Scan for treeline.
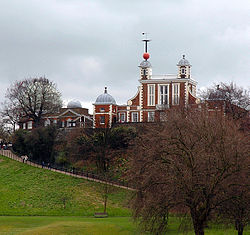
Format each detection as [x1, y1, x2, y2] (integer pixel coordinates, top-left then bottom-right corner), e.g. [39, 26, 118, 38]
[12, 125, 136, 177]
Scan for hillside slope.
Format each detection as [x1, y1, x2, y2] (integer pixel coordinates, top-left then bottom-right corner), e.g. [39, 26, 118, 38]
[0, 155, 131, 216]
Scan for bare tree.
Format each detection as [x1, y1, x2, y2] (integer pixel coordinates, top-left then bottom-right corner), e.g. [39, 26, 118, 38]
[216, 169, 249, 235]
[4, 77, 62, 128]
[0, 119, 10, 142]
[128, 108, 249, 235]
[199, 82, 249, 120]
[1, 101, 20, 132]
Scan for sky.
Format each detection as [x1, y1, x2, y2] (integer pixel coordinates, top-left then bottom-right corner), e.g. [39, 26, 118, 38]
[0, 0, 249, 113]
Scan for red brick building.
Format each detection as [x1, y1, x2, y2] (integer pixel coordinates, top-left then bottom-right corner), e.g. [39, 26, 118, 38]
[93, 44, 198, 128]
[19, 100, 93, 130]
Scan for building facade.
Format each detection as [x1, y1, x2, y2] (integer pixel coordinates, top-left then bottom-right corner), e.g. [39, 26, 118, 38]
[19, 100, 93, 130]
[93, 47, 198, 128]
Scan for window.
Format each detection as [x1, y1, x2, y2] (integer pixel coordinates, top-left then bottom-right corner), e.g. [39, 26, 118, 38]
[119, 113, 125, 123]
[181, 68, 185, 74]
[100, 116, 105, 124]
[53, 119, 57, 124]
[44, 119, 50, 127]
[23, 123, 26, 129]
[67, 119, 72, 127]
[172, 83, 180, 105]
[148, 112, 154, 122]
[159, 85, 169, 105]
[27, 121, 32, 129]
[132, 112, 138, 122]
[148, 84, 155, 106]
[62, 121, 65, 127]
[100, 108, 105, 112]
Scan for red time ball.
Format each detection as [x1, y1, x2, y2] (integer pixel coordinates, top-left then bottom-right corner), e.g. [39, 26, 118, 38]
[143, 53, 150, 60]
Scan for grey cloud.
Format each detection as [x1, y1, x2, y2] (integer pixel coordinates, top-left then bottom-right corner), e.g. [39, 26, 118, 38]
[0, 0, 249, 113]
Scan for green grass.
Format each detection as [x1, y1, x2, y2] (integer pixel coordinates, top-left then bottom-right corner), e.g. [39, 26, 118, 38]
[0, 216, 247, 235]
[0, 155, 249, 234]
[0, 155, 131, 216]
[0, 217, 141, 235]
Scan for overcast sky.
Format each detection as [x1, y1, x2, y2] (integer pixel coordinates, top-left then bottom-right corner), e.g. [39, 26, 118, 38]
[0, 0, 249, 113]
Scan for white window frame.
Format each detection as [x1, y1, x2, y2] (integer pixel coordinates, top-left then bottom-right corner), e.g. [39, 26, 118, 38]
[148, 111, 155, 122]
[132, 112, 138, 122]
[119, 113, 125, 123]
[100, 116, 105, 124]
[27, 121, 32, 129]
[172, 83, 180, 105]
[147, 84, 155, 106]
[67, 118, 72, 127]
[158, 84, 169, 105]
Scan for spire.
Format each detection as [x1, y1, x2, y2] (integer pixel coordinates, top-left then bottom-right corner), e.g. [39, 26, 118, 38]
[142, 32, 151, 60]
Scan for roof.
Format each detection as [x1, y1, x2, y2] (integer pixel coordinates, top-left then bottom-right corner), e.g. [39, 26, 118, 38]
[177, 55, 191, 66]
[94, 87, 116, 105]
[139, 60, 152, 68]
[67, 100, 82, 108]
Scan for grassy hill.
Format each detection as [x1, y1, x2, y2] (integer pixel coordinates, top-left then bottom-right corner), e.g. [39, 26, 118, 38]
[0, 155, 131, 216]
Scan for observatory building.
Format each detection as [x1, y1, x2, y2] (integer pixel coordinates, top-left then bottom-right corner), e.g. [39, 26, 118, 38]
[93, 39, 198, 128]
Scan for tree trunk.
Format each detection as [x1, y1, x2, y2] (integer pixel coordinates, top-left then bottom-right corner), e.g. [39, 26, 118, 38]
[194, 224, 205, 235]
[103, 184, 108, 213]
[236, 222, 244, 235]
[238, 229, 243, 235]
[104, 195, 107, 213]
[191, 212, 205, 235]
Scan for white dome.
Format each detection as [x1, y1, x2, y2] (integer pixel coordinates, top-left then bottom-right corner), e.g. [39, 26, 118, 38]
[95, 87, 116, 105]
[67, 100, 82, 108]
[177, 55, 191, 66]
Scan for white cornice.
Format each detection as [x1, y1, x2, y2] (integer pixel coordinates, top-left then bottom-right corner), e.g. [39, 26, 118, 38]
[139, 78, 197, 85]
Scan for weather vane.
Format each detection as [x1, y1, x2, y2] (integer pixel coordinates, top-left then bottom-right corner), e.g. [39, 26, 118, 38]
[142, 32, 151, 53]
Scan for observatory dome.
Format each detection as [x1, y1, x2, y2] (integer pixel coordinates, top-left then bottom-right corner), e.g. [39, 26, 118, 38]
[95, 87, 116, 105]
[67, 100, 82, 108]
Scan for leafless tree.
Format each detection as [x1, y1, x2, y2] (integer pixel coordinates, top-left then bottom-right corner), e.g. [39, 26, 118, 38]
[1, 101, 20, 132]
[216, 168, 249, 235]
[4, 77, 62, 128]
[0, 120, 10, 141]
[199, 82, 249, 120]
[128, 108, 249, 235]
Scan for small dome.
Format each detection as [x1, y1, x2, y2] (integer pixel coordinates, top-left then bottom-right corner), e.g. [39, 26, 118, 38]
[95, 87, 116, 105]
[67, 100, 82, 108]
[177, 55, 191, 66]
[139, 60, 152, 68]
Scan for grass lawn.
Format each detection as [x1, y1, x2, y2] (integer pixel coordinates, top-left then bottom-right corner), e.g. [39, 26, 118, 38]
[0, 155, 131, 216]
[0, 216, 141, 235]
[0, 216, 246, 235]
[0, 155, 249, 234]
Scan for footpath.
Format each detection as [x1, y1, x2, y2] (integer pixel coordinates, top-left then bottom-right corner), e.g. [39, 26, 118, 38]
[0, 149, 135, 191]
